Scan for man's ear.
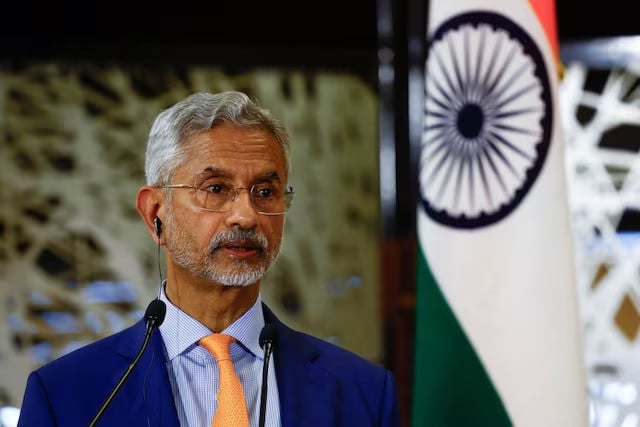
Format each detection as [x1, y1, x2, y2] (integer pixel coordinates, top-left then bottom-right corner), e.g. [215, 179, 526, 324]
[136, 186, 163, 244]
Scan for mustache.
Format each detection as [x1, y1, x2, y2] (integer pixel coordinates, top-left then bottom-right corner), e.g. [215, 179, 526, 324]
[209, 228, 268, 251]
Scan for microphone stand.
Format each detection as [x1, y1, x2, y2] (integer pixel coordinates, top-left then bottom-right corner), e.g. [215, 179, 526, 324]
[258, 324, 277, 427]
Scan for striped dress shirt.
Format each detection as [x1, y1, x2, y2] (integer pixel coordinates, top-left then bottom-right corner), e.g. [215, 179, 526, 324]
[159, 287, 281, 427]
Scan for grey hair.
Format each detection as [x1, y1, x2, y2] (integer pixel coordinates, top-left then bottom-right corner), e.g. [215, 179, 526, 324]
[144, 91, 291, 185]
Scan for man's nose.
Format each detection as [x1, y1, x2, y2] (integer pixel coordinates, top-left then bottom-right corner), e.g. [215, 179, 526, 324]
[224, 189, 258, 228]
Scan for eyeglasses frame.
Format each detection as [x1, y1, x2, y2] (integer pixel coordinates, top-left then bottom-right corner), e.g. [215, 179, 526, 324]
[155, 183, 294, 216]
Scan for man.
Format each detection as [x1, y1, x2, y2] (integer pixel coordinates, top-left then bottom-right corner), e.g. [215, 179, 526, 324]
[17, 91, 401, 426]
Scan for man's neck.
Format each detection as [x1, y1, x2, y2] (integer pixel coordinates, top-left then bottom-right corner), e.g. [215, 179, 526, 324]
[164, 271, 260, 332]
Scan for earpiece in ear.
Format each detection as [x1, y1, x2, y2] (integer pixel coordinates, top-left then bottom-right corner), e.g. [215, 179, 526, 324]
[154, 217, 162, 238]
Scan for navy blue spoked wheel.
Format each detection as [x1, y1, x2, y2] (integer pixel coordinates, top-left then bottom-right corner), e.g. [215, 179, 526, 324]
[420, 11, 552, 229]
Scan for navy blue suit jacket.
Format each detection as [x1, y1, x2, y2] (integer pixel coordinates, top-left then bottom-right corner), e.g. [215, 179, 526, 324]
[18, 304, 401, 426]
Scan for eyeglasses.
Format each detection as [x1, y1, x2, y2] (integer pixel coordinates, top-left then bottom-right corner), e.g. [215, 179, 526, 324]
[156, 182, 294, 215]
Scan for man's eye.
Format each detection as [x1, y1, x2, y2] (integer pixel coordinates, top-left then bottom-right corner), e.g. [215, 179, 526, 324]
[254, 185, 277, 198]
[204, 184, 227, 194]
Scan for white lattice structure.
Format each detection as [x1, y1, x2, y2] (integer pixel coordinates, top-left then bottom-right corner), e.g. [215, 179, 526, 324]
[561, 38, 640, 427]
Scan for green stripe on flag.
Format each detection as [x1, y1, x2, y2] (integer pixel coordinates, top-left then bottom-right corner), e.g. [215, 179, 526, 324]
[412, 245, 512, 426]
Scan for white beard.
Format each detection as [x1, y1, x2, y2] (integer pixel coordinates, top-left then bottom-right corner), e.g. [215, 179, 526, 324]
[164, 208, 281, 287]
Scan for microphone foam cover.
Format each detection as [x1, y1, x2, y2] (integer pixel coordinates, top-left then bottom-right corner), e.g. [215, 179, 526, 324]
[259, 323, 278, 348]
[144, 299, 167, 327]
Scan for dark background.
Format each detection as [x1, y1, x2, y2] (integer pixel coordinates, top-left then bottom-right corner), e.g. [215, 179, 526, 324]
[2, 1, 637, 62]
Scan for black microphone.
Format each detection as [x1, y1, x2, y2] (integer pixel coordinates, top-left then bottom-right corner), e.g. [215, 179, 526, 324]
[143, 299, 167, 331]
[258, 323, 278, 427]
[88, 299, 167, 427]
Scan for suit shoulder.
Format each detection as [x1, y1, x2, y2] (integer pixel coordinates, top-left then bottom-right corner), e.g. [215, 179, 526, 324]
[297, 330, 390, 378]
[35, 320, 145, 377]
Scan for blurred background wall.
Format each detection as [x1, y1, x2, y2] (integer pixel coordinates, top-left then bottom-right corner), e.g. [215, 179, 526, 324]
[0, 63, 381, 405]
[0, 1, 639, 426]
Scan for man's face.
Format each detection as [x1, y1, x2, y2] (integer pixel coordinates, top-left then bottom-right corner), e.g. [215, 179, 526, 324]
[162, 124, 288, 287]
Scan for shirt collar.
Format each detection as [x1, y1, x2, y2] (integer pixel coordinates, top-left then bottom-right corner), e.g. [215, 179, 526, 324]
[158, 282, 265, 361]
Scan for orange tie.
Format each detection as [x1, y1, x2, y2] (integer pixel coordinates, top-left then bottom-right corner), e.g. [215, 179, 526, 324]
[199, 333, 250, 427]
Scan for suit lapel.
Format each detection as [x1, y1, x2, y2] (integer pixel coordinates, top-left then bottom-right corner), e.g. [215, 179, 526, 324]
[114, 321, 180, 426]
[263, 306, 336, 427]
[142, 330, 181, 427]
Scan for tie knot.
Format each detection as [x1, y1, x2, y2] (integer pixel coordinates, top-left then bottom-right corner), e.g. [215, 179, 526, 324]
[199, 333, 235, 362]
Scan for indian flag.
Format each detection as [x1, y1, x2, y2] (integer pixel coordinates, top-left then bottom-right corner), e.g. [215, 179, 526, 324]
[411, 0, 589, 426]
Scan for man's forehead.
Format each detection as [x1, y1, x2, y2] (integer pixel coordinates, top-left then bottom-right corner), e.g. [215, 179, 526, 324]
[184, 128, 283, 158]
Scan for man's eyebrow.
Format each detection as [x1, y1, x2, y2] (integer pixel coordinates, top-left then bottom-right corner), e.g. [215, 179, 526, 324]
[261, 171, 282, 181]
[194, 168, 283, 182]
[196, 167, 229, 179]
